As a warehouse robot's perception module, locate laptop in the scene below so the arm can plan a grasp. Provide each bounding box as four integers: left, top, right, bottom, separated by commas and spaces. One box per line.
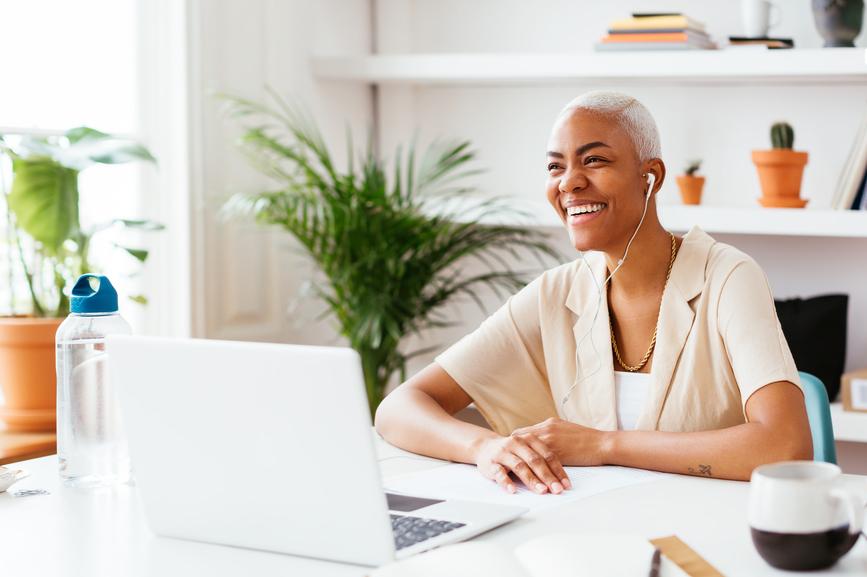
107, 335, 526, 566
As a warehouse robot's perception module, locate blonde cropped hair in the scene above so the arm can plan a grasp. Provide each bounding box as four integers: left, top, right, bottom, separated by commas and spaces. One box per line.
559, 91, 661, 162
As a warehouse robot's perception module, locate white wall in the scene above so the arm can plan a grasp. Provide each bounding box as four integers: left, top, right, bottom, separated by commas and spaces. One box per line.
373, 0, 867, 379
188, 0, 374, 344
189, 0, 867, 379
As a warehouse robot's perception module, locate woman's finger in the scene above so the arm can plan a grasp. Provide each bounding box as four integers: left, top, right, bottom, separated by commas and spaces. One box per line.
521, 435, 571, 490
485, 463, 516, 494
509, 439, 563, 494
499, 451, 546, 494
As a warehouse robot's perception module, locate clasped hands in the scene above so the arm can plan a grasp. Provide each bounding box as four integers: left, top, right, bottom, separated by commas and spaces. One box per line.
473, 417, 607, 494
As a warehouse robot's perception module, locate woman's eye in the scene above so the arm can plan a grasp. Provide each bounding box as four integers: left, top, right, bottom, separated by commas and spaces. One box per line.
586, 156, 605, 164
547, 163, 561, 171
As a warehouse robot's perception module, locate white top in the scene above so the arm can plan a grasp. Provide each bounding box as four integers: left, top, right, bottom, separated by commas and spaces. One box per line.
615, 370, 652, 430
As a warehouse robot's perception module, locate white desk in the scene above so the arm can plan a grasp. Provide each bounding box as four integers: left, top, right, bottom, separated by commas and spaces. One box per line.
2, 439, 867, 577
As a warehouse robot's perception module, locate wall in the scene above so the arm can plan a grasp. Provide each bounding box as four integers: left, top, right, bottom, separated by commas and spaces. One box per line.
373, 0, 867, 379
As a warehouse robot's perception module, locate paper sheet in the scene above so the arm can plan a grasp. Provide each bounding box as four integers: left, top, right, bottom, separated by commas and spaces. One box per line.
384, 463, 666, 513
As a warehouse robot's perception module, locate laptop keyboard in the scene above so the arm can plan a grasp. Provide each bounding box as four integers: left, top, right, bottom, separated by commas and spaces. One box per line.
390, 514, 466, 550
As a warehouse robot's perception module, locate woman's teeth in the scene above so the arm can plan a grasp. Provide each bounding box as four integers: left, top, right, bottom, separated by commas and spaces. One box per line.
566, 203, 606, 216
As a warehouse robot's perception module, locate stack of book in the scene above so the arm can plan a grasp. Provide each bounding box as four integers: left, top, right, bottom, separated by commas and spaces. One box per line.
832, 106, 867, 210
595, 13, 717, 51
727, 36, 795, 49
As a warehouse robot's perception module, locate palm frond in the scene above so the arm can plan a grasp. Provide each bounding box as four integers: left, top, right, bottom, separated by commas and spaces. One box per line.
221, 90, 562, 414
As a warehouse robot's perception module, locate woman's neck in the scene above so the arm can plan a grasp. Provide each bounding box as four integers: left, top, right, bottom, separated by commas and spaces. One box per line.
604, 221, 674, 299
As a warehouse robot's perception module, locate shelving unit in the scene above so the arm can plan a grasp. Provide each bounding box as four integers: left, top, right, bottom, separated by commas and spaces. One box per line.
830, 403, 867, 443
433, 200, 867, 238
313, 48, 867, 85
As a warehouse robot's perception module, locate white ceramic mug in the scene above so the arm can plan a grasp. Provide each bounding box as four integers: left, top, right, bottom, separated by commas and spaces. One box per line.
749, 461, 864, 571
741, 0, 782, 37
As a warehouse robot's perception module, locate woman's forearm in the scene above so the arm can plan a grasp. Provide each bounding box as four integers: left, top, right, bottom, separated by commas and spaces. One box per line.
601, 421, 812, 481
374, 387, 498, 464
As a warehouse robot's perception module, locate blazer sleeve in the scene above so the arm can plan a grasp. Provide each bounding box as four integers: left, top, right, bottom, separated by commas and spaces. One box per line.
717, 257, 803, 413
434, 275, 557, 435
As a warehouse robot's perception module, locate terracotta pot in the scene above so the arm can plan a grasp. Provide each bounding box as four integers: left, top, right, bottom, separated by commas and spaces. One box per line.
0, 317, 63, 432
676, 175, 705, 205
751, 149, 809, 208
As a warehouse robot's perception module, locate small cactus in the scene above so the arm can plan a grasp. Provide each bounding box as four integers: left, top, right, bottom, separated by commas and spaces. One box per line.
771, 122, 794, 149
684, 159, 702, 176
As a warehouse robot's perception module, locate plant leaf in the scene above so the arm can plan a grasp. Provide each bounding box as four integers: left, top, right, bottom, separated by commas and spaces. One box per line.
129, 294, 148, 305
115, 244, 149, 262
7, 156, 80, 255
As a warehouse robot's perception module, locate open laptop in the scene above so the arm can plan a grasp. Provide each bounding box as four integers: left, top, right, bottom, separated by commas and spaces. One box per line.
107, 335, 526, 566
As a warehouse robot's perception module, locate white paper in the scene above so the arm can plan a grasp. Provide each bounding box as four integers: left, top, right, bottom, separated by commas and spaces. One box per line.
384, 463, 666, 513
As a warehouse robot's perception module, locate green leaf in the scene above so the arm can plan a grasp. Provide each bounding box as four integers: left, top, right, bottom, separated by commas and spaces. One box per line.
114, 219, 165, 231
7, 156, 80, 255
128, 294, 148, 305
115, 244, 149, 262
65, 126, 111, 144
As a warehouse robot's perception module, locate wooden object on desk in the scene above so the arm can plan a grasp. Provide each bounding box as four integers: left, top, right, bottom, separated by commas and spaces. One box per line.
842, 369, 867, 413
651, 535, 725, 577
0, 428, 56, 466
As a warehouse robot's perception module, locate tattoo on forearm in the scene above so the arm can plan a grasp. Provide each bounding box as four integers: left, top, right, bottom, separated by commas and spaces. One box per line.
688, 464, 713, 477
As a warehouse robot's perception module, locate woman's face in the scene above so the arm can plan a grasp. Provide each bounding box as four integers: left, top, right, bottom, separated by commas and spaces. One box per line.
545, 109, 652, 253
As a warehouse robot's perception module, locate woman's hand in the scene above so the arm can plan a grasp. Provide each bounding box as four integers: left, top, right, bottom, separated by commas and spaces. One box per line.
512, 417, 610, 467
472, 434, 571, 495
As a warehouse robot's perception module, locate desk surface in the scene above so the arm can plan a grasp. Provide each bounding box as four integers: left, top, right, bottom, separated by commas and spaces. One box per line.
1, 438, 866, 577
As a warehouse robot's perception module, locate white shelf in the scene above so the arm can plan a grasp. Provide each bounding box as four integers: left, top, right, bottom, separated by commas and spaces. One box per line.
660, 205, 867, 238
313, 48, 867, 85
442, 200, 867, 238
831, 403, 867, 443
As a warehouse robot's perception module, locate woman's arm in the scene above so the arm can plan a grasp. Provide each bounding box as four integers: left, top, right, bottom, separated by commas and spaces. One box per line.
375, 363, 571, 494
513, 381, 812, 481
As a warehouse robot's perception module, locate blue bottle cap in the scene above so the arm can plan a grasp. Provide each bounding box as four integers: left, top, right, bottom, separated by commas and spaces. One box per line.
70, 274, 118, 314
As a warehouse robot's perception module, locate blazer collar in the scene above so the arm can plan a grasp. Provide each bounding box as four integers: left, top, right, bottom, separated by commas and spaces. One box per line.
564, 226, 716, 430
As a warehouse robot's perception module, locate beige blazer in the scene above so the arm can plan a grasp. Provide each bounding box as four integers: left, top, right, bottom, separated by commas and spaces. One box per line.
435, 226, 802, 436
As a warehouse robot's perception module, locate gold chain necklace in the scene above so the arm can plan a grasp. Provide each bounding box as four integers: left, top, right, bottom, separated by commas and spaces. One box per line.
609, 233, 678, 373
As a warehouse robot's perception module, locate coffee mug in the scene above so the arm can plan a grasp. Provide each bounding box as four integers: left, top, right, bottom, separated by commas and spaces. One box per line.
749, 461, 865, 571
742, 0, 782, 37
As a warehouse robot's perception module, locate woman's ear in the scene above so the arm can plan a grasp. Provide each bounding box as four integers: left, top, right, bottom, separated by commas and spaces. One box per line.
642, 159, 666, 195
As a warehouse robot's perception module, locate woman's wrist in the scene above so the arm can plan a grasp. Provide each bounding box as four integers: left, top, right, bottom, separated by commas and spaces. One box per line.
465, 428, 500, 463
597, 429, 619, 465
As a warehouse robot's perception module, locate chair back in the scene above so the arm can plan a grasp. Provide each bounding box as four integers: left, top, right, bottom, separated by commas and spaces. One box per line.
799, 371, 837, 464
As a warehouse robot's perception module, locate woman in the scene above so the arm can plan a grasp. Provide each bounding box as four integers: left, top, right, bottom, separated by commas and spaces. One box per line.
375, 91, 812, 492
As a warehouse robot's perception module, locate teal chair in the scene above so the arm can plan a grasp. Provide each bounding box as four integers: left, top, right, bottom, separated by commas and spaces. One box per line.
799, 371, 837, 464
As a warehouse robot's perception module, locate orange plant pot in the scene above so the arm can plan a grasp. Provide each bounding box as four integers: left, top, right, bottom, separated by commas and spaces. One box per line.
676, 175, 705, 205
0, 317, 63, 432
751, 149, 809, 208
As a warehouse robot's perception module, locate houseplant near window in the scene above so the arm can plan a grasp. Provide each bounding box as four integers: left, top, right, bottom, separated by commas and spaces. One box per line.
0, 128, 159, 431
221, 91, 559, 417
751, 122, 809, 208
675, 159, 704, 205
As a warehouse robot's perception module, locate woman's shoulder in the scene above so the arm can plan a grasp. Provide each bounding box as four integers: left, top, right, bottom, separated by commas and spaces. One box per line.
533, 256, 591, 296
701, 233, 767, 289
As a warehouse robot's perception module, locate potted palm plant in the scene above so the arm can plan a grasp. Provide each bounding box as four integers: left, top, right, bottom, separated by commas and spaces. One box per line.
676, 159, 704, 205
221, 91, 560, 417
0, 128, 160, 431
752, 122, 809, 208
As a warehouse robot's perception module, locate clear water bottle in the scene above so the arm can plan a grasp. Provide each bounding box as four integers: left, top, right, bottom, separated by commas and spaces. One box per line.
56, 274, 132, 488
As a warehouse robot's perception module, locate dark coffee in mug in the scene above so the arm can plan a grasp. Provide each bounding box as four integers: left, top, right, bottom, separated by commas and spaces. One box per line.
749, 461, 864, 571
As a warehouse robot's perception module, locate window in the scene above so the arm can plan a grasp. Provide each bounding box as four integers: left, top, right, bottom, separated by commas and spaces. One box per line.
0, 0, 150, 326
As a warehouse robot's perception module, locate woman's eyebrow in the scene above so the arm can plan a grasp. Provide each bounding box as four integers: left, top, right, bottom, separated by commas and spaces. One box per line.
546, 141, 612, 159
574, 141, 612, 156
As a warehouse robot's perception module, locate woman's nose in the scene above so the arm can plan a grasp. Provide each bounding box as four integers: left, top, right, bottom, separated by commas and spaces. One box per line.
558, 169, 587, 194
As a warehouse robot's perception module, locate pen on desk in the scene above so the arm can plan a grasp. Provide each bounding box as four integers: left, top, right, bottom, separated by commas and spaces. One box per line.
648, 547, 661, 577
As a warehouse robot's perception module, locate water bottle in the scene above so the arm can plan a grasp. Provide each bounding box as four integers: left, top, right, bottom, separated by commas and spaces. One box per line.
56, 274, 132, 487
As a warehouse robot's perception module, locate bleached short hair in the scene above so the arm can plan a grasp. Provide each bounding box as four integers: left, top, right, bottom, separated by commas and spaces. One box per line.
559, 91, 661, 162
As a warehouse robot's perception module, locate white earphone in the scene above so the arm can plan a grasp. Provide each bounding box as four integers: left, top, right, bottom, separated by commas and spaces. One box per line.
645, 172, 655, 196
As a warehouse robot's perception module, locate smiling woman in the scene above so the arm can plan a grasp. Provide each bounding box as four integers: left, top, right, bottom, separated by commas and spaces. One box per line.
375, 90, 812, 489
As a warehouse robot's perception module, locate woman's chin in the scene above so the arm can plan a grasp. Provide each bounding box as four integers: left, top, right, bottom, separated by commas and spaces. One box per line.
566, 229, 599, 253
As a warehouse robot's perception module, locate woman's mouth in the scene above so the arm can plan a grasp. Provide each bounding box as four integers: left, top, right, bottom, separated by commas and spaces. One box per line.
565, 202, 607, 225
